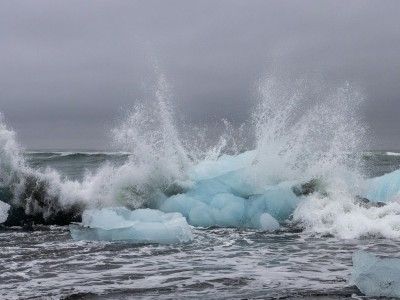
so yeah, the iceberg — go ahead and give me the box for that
[366,169,400,202]
[258,212,280,230]
[159,184,296,229]
[351,250,400,298]
[69,207,193,244]
[0,200,10,223]
[156,151,298,230]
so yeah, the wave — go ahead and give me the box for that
[363,151,400,157]
[1,73,400,239]
[26,151,131,156]
[386,151,400,156]
[25,151,131,160]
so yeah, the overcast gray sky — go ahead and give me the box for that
[1,0,399,150]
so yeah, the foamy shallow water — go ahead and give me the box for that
[1,226,399,299]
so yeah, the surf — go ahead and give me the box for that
[1,72,400,241]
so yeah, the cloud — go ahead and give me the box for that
[0,0,399,149]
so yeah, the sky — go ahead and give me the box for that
[1,0,400,150]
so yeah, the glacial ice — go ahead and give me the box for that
[0,200,10,223]
[366,169,400,202]
[156,151,297,230]
[69,207,193,244]
[351,250,400,298]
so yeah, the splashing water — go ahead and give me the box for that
[250,78,365,185]
[1,72,400,239]
[0,69,194,223]
[110,70,192,199]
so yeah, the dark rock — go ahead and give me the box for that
[163,182,188,197]
[292,180,386,209]
[2,174,84,227]
[354,196,386,208]
[0,187,13,204]
[292,179,323,197]
[3,203,83,227]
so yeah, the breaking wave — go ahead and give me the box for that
[1,72,400,239]
[387,151,400,156]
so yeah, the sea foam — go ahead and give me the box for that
[0,200,10,223]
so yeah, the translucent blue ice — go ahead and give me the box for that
[366,169,400,202]
[69,207,193,244]
[351,250,400,298]
[157,151,298,230]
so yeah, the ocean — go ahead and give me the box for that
[2,77,400,299]
[0,153,399,299]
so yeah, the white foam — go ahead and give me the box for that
[293,186,400,239]
[0,200,10,223]
[387,151,400,156]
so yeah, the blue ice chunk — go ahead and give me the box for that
[367,169,400,202]
[245,196,266,228]
[158,187,295,229]
[188,206,215,227]
[160,193,206,216]
[161,193,246,228]
[0,200,10,223]
[186,179,231,202]
[185,171,252,204]
[155,151,298,230]
[69,207,193,244]
[351,250,400,298]
[189,193,244,228]
[213,170,254,198]
[249,188,298,222]
[208,193,245,227]
[259,213,280,231]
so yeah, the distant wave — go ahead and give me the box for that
[25,151,131,160]
[363,151,400,157]
[26,151,131,156]
[386,152,400,156]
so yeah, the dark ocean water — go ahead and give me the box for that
[1,151,400,299]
